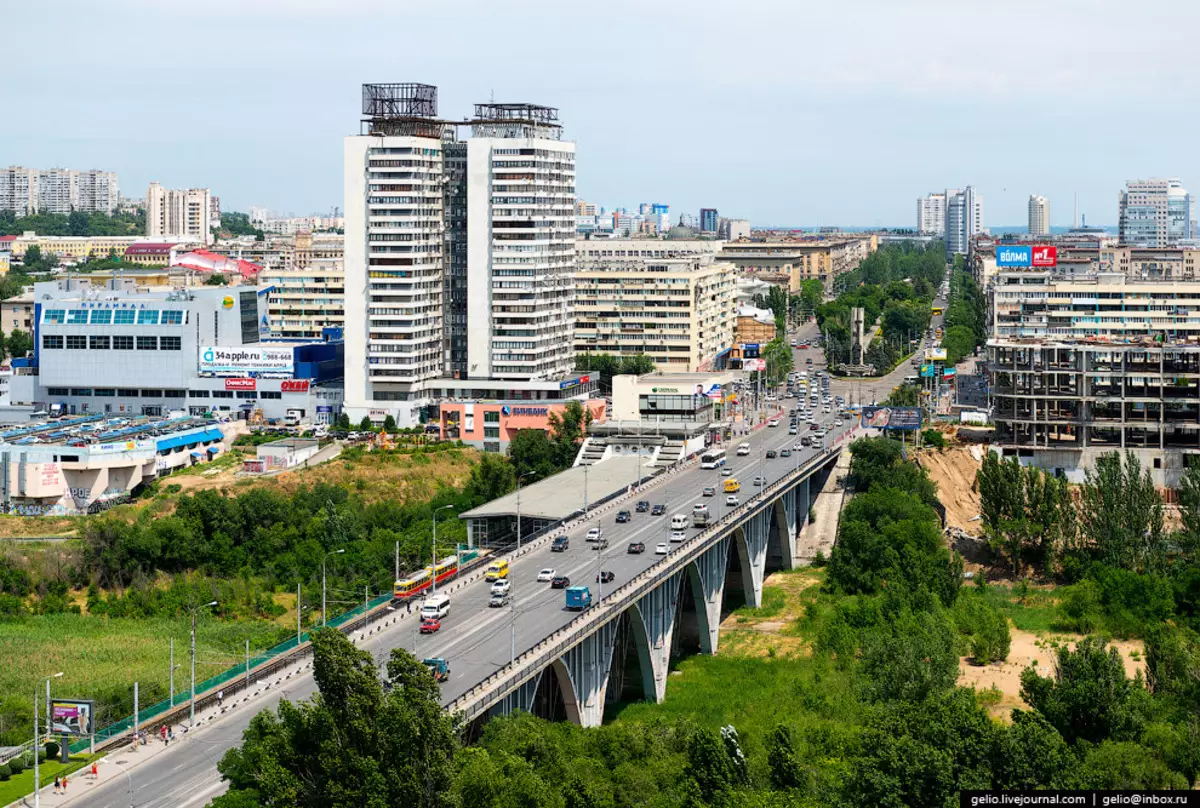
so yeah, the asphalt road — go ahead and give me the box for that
[78,373,852,808]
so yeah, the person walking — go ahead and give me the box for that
[161,724,167,744]
[217,689,224,708]
[54,775,61,795]
[61,775,68,794]
[90,761,98,780]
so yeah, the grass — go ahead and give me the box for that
[970,582,1064,634]
[0,613,291,745]
[0,754,98,805]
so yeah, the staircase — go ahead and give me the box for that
[575,437,610,466]
[651,439,685,468]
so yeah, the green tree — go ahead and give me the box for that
[204,273,229,286]
[860,605,960,703]
[1078,742,1189,790]
[7,328,33,360]
[994,711,1076,790]
[883,382,920,407]
[67,210,89,236]
[507,429,561,483]
[1020,636,1149,745]
[766,725,810,792]
[336,413,351,430]
[464,454,516,506]
[358,416,374,432]
[213,629,460,807]
[1081,452,1166,572]
[382,415,397,434]
[763,337,793,386]
[687,726,737,804]
[618,354,656,376]
[1176,464,1200,564]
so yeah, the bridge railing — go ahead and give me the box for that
[445,445,843,723]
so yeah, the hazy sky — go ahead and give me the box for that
[6,0,1196,227]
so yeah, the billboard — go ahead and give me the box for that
[920,364,937,378]
[995,245,1057,268]
[742,358,766,372]
[50,700,94,735]
[925,347,948,362]
[199,346,293,374]
[860,406,923,431]
[225,378,256,391]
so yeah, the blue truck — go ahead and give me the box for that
[565,586,592,611]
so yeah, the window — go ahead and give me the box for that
[484,426,500,439]
[89,310,112,325]
[42,335,63,349]
[66,310,88,325]
[236,391,256,399]
[113,335,134,350]
[70,389,92,396]
[260,391,282,400]
[140,389,162,398]
[484,411,500,423]
[160,336,181,351]
[66,335,87,350]
[113,310,135,325]
[212,390,234,399]
[188,390,210,398]
[136,336,157,351]
[94,389,115,397]
[240,290,259,343]
[43,309,65,324]
[89,335,110,350]
[163,390,185,399]
[161,310,183,325]
[137,310,159,325]
[47,387,69,396]
[118,388,138,397]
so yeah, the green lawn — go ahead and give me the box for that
[970,582,1064,634]
[0,754,97,805]
[0,613,290,746]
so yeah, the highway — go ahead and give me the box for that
[74,320,914,808]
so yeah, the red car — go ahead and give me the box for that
[419,617,441,634]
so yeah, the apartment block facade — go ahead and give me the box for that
[147,183,213,244]
[574,250,736,372]
[1028,194,1050,237]
[916,192,946,236]
[0,167,118,216]
[1118,178,1193,248]
[0,167,39,216]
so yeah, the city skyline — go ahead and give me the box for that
[7,0,1200,226]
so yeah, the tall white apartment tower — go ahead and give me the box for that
[1028,194,1050,237]
[37,169,77,214]
[916,192,946,235]
[146,183,213,244]
[75,170,119,214]
[343,83,448,418]
[946,186,984,257]
[465,103,576,381]
[0,167,39,216]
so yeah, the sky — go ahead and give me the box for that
[5,0,1198,228]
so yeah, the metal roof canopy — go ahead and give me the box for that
[459,456,647,523]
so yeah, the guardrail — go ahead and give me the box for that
[444,445,843,724]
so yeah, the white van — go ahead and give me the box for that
[736,443,751,456]
[670,514,689,530]
[420,594,450,620]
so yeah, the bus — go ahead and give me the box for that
[932,306,943,316]
[700,449,727,469]
[393,554,461,600]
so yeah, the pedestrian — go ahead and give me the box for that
[61,775,67,793]
[217,689,223,708]
[167,727,175,744]
[91,761,98,779]
[161,724,167,744]
[406,599,412,615]
[54,775,61,794]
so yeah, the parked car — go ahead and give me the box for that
[628,541,646,554]
[551,575,571,589]
[596,570,615,584]
[420,617,441,633]
[536,568,556,582]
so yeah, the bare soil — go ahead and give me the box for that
[918,444,985,536]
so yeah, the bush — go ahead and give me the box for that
[922,429,945,450]
[8,755,24,774]
[1059,579,1102,633]
[954,595,1011,665]
[44,740,59,759]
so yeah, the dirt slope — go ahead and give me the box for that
[919,445,984,536]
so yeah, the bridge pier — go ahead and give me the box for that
[774,486,799,570]
[487,670,543,719]
[631,572,682,702]
[738,509,771,608]
[689,536,730,655]
[559,620,619,727]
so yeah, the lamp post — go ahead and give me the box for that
[515,472,534,551]
[114,759,134,808]
[187,601,217,727]
[431,505,454,594]
[582,464,589,517]
[322,549,345,626]
[33,671,63,808]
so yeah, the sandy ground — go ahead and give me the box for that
[958,626,1145,720]
[919,444,985,536]
[717,570,820,659]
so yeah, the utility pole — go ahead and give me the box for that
[188,600,217,727]
[245,641,250,689]
[431,505,454,593]
[33,672,63,808]
[321,549,344,626]
[169,638,175,707]
[296,583,302,646]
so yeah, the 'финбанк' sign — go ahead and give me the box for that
[200,346,293,374]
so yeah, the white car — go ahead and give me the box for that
[670,530,687,542]
[793,444,804,452]
[536,568,556,582]
[655,542,669,555]
[490,579,511,596]
[586,527,603,542]
[736,443,751,456]
[767,419,779,428]
[753,475,766,486]
[835,419,844,427]
[725,495,739,507]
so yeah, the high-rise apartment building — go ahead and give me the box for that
[916,192,946,236]
[146,183,213,244]
[1119,178,1193,247]
[699,208,718,234]
[0,167,39,216]
[945,186,984,257]
[343,83,578,424]
[75,170,119,215]
[0,167,118,216]
[1028,194,1050,237]
[37,169,76,214]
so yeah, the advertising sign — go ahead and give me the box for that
[860,406,923,432]
[225,378,257,391]
[742,358,766,372]
[558,375,590,390]
[1032,245,1057,267]
[925,347,948,362]
[920,364,937,378]
[199,346,293,374]
[316,405,333,413]
[280,380,310,393]
[996,245,1031,267]
[50,700,94,735]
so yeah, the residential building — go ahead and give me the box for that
[1118,178,1193,248]
[729,305,777,369]
[719,235,877,291]
[146,183,213,245]
[209,196,221,230]
[988,250,1200,486]
[1,292,34,333]
[0,167,39,216]
[1028,194,1050,237]
[699,208,718,234]
[6,234,198,262]
[916,192,946,236]
[75,170,119,215]
[343,84,582,426]
[946,186,984,257]
[576,200,599,216]
[722,218,751,241]
[262,267,345,340]
[37,169,76,214]
[574,251,737,372]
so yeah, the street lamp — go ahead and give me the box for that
[515,473,535,552]
[187,601,217,727]
[322,550,345,626]
[431,505,455,594]
[33,671,63,808]
[114,759,134,808]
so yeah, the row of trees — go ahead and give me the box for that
[0,209,145,237]
[214,211,265,241]
[941,259,987,364]
[573,353,656,392]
